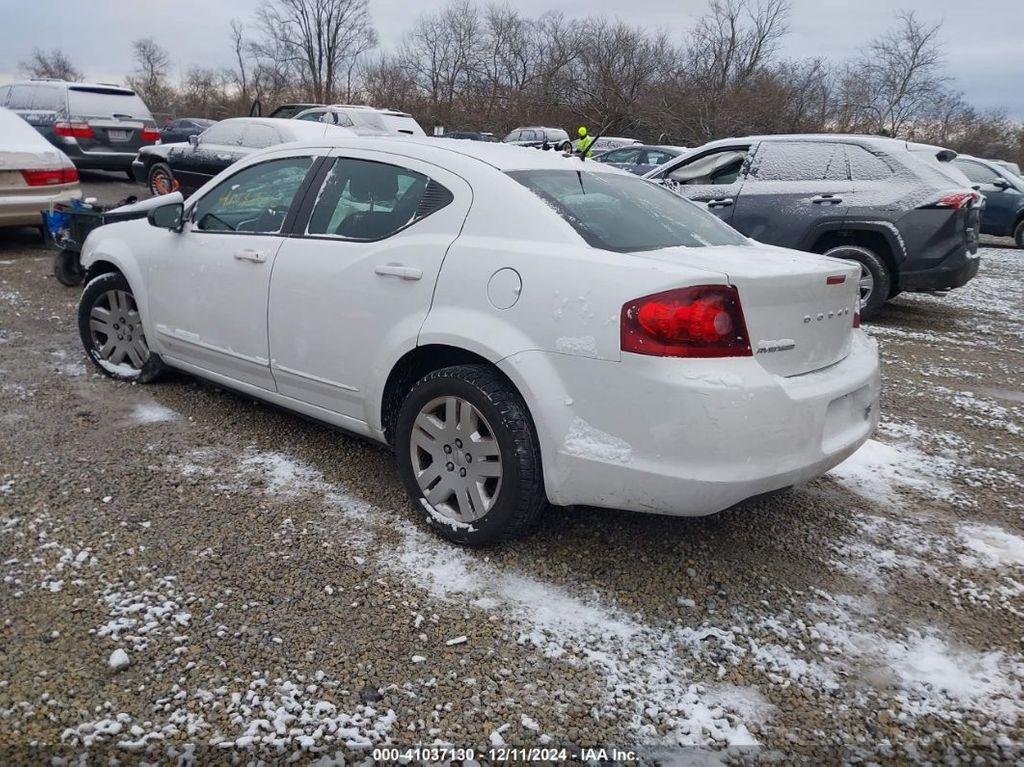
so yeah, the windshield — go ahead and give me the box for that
[508,169,749,252]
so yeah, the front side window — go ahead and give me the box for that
[306,158,445,240]
[667,148,749,186]
[752,142,847,182]
[193,157,313,234]
[954,160,1001,185]
[296,110,327,122]
[605,148,642,164]
[200,122,246,146]
[510,169,750,253]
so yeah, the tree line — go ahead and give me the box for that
[19,0,1024,163]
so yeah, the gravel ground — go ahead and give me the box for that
[1,175,1022,765]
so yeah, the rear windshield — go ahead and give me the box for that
[68,87,152,119]
[509,169,749,252]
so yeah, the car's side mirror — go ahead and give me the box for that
[148,202,184,231]
[188,134,199,147]
[992,177,1010,190]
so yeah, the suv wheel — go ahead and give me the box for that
[823,245,891,320]
[1014,219,1024,249]
[395,364,546,545]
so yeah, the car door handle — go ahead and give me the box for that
[812,195,843,205]
[374,264,422,281]
[706,197,734,208]
[233,249,267,263]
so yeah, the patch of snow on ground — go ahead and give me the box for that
[958,524,1024,569]
[131,402,181,424]
[562,417,632,464]
[828,438,956,503]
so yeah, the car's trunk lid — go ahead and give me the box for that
[633,245,860,377]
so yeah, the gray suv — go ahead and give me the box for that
[0,79,159,177]
[645,135,981,318]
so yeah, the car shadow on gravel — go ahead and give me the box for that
[0,226,48,255]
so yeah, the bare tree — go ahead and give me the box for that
[19,48,83,81]
[253,0,377,103]
[126,37,174,113]
[848,11,947,136]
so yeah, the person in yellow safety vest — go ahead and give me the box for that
[576,126,595,157]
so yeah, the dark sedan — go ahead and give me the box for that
[593,144,688,175]
[160,118,216,145]
[131,117,354,196]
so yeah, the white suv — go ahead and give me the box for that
[78,138,879,544]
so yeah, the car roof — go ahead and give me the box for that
[268,135,626,174]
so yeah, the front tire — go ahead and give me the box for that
[395,364,545,545]
[1014,219,1024,249]
[78,272,165,383]
[823,245,891,320]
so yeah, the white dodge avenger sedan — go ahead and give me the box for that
[77,137,879,544]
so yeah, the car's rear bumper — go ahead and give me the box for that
[900,249,981,291]
[897,205,980,291]
[58,140,138,172]
[499,331,880,517]
[0,185,82,227]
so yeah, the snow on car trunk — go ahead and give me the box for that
[639,245,860,377]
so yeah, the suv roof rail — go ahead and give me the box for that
[29,77,66,82]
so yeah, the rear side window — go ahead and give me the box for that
[752,142,847,182]
[201,122,246,145]
[67,87,151,119]
[305,158,449,240]
[31,86,64,111]
[194,157,313,234]
[510,169,749,252]
[847,145,894,181]
[242,124,279,149]
[0,86,10,106]
[954,160,1001,184]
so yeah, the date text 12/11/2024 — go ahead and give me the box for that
[371,747,640,762]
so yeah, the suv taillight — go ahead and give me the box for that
[21,167,79,186]
[140,126,160,142]
[932,190,979,210]
[54,121,94,139]
[621,285,752,358]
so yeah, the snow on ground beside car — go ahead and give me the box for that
[158,444,1024,750]
[828,436,955,503]
[131,402,182,424]
[959,524,1024,569]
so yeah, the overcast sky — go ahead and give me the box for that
[1,0,1021,118]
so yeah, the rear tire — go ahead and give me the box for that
[1014,219,1024,249]
[147,162,175,196]
[395,364,545,545]
[53,250,84,287]
[823,245,890,320]
[78,271,165,383]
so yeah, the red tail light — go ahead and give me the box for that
[54,121,94,139]
[21,167,79,186]
[621,285,752,358]
[933,190,979,210]
[140,126,160,142]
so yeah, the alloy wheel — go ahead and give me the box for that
[858,264,874,307]
[409,395,503,524]
[88,289,149,370]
